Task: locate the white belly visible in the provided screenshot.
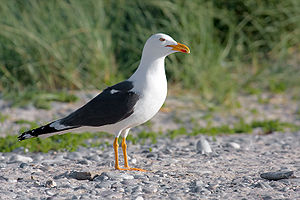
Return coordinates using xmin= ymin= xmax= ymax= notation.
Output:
xmin=130 ymin=82 xmax=167 ymax=126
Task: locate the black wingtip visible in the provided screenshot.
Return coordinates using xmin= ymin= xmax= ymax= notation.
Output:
xmin=17 ymin=121 xmax=78 ymax=142
xmin=17 ymin=134 xmax=23 ymax=141
xmin=18 ymin=130 xmax=35 ymax=141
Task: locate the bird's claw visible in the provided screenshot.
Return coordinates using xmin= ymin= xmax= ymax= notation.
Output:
xmin=115 ymin=166 xmax=148 ymax=172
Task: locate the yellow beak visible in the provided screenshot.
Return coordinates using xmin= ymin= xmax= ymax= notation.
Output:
xmin=166 ymin=42 xmax=190 ymax=53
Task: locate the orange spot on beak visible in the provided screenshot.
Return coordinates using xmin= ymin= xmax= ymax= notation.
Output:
xmin=166 ymin=42 xmax=190 ymax=53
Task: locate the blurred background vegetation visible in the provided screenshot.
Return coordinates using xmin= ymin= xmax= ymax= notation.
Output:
xmin=0 ymin=0 xmax=299 ymax=107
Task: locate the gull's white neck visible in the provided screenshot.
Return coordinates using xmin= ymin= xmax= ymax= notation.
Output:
xmin=129 ymin=54 xmax=167 ymax=90
xmin=127 ymin=51 xmax=168 ymax=126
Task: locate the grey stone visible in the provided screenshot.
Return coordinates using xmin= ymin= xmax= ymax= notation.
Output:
xmin=45 ymin=180 xmax=57 ymax=188
xmin=146 ymin=153 xmax=157 ymax=159
xmin=196 ymin=136 xmax=212 ymax=154
xmin=60 ymin=184 xmax=73 ymax=189
xmin=79 ymin=194 xmax=90 ymax=199
xmin=95 ymin=182 xmax=111 ymax=189
xmin=19 ymin=162 xmax=29 ymax=169
xmin=132 ymin=186 xmax=142 ymax=193
xmin=121 ymin=179 xmax=136 ymax=185
xmin=105 ymin=193 xmax=123 ymax=199
xmin=111 ymin=181 xmax=122 ymax=189
xmin=206 ymin=183 xmax=219 ymax=191
xmin=104 ymin=172 xmax=122 ymax=180
xmin=77 ymin=160 xmax=89 ymax=165
xmin=32 ymin=154 xmax=44 ymax=161
xmin=45 ymin=190 xmax=56 ymax=196
xmin=69 ymin=171 xmax=95 ymax=181
xmin=142 ymin=186 xmax=158 ymax=194
xmin=0 ymin=163 xmax=6 ymax=168
xmin=169 ymin=195 xmax=183 ymax=200
xmin=93 ymin=172 xmax=109 ymax=182
xmin=0 ymin=176 xmax=8 ymax=181
xmin=65 ymin=152 xmax=82 ymax=160
xmin=86 ymin=155 xmax=101 ymax=162
xmin=260 ymin=171 xmax=294 ymax=181
xmin=194 ymin=186 xmax=211 ymax=194
xmin=53 ymin=172 xmax=68 ymax=180
xmin=74 ymin=185 xmax=88 ymax=191
xmin=103 ymin=172 xmax=134 ymax=180
xmin=262 ymin=196 xmax=273 ymax=200
xmin=253 ymin=182 xmax=272 ymax=189
xmin=195 ymin=180 xmax=204 ymax=186
xmin=124 ymin=187 xmax=132 ymax=194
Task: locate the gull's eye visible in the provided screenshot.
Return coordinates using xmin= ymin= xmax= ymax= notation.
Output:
xmin=159 ymin=38 xmax=165 ymax=42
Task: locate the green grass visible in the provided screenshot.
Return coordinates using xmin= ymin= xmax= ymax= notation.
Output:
xmin=0 ymin=113 xmax=8 ymax=123
xmin=0 ymin=132 xmax=111 ymax=153
xmin=0 ymin=0 xmax=300 ymax=105
xmin=1 ymin=119 xmax=298 ymax=153
xmin=5 ymin=89 xmax=79 ymax=109
xmin=168 ymin=120 xmax=300 ymax=138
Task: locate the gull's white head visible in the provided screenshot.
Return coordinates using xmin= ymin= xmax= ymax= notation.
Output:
xmin=142 ymin=33 xmax=190 ymax=59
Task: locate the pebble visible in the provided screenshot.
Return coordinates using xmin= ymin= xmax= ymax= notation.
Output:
xmin=45 ymin=190 xmax=56 ymax=196
xmin=93 ymin=173 xmax=108 ymax=182
xmin=227 ymin=142 xmax=241 ymax=149
xmin=19 ymin=162 xmax=29 ymax=169
xmin=86 ymin=155 xmax=101 ymax=162
xmin=131 ymin=158 xmax=137 ymax=164
xmin=95 ymin=182 xmax=111 ymax=189
xmin=77 ymin=159 xmax=89 ymax=165
xmin=120 ymin=174 xmax=134 ymax=180
xmin=69 ymin=171 xmax=95 ymax=181
xmin=31 ymin=154 xmax=44 ymax=161
xmin=142 ymin=186 xmax=158 ymax=194
xmin=254 ymin=182 xmax=272 ymax=189
xmin=260 ymin=171 xmax=294 ymax=181
xmin=196 ymin=136 xmax=212 ymax=154
xmin=0 ymin=176 xmax=8 ymax=181
xmin=132 ymin=186 xmax=142 ymax=193
xmin=9 ymin=155 xmax=33 ymax=163
xmin=0 ymin=163 xmax=6 ymax=168
xmin=65 ymin=152 xmax=82 ymax=160
xmin=45 ymin=180 xmax=57 ymax=188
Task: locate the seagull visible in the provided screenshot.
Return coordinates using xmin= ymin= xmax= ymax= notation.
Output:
xmin=18 ymin=33 xmax=190 ymax=171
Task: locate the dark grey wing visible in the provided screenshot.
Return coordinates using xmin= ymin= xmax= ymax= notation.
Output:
xmin=60 ymin=81 xmax=139 ymax=127
xmin=18 ymin=81 xmax=139 ymax=141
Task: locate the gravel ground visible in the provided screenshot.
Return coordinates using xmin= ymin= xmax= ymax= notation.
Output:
xmin=0 ymin=132 xmax=299 ymax=199
xmin=0 ymin=92 xmax=300 ymax=199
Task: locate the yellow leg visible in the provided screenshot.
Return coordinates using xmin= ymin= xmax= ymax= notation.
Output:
xmin=121 ymin=138 xmax=129 ymax=168
xmin=113 ymin=137 xmax=147 ymax=172
xmin=113 ymin=137 xmax=122 ymax=170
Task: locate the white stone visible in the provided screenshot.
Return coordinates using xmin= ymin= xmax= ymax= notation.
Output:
xmin=10 ymin=155 xmax=33 ymax=163
xmin=228 ymin=142 xmax=241 ymax=149
xmin=131 ymin=158 xmax=137 ymax=164
xmin=120 ymin=174 xmax=134 ymax=180
xmin=196 ymin=136 xmax=212 ymax=154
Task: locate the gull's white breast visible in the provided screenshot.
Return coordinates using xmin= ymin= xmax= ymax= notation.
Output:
xmin=129 ymin=73 xmax=167 ymax=127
